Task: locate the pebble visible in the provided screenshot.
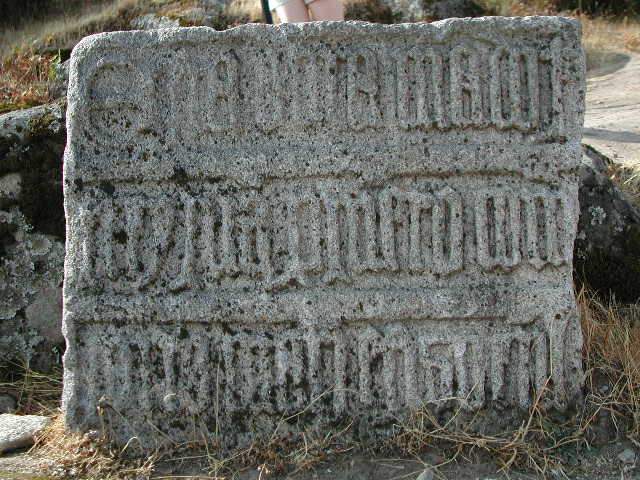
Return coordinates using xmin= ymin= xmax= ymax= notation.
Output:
xmin=417 ymin=469 xmax=434 ymax=480
xmin=617 ymin=448 xmax=636 ymax=464
xmin=0 ymin=394 xmax=17 ymax=414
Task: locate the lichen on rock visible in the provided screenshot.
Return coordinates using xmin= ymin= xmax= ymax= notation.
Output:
xmin=574 ymin=145 xmax=640 ymax=303
xmin=0 ymin=101 xmax=66 ymax=370
xmin=0 ymin=207 xmax=64 ymax=368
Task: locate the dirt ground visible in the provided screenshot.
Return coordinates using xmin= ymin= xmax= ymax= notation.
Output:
xmin=1 ymin=438 xmax=639 ymax=479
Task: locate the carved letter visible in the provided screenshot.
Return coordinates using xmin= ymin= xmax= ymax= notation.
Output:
xmin=347 ymin=49 xmax=381 ymax=130
xmin=450 ymin=45 xmax=483 ymax=127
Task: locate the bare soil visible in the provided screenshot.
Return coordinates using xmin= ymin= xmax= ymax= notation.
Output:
xmin=1 ymin=439 xmax=639 ymax=479
xmin=584 ymin=52 xmax=640 ymax=166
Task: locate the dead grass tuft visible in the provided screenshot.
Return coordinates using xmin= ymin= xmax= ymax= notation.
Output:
xmin=607 ymin=159 xmax=640 ymax=209
xmin=0 ymin=50 xmax=60 ymax=114
xmin=0 ymin=361 xmax=63 ymax=415
xmin=33 ymin=415 xmax=159 ymax=479
xmin=387 ymin=383 xmax=581 ymax=477
xmin=579 ymin=289 xmax=640 ymax=440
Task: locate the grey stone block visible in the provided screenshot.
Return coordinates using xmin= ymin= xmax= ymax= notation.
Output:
xmin=62 ymin=19 xmax=586 ymax=449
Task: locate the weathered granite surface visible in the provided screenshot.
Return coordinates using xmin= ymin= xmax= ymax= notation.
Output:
xmin=0 ymin=414 xmax=50 ymax=454
xmin=63 ymin=19 xmax=586 ymax=448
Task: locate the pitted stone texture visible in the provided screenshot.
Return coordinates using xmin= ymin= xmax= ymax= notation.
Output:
xmin=0 ymin=414 xmax=50 ymax=454
xmin=63 ymin=19 xmax=586 ymax=448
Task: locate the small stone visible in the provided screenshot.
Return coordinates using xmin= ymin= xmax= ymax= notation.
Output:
xmin=0 ymin=414 xmax=50 ymax=454
xmin=416 ymin=469 xmax=434 ymax=480
xmin=617 ymin=448 xmax=636 ymax=464
xmin=0 ymin=394 xmax=17 ymax=414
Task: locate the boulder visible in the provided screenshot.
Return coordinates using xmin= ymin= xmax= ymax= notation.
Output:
xmin=49 ymin=59 xmax=70 ymax=100
xmin=379 ymin=0 xmax=484 ymax=21
xmin=0 ymin=102 xmax=66 ymax=371
xmin=424 ymin=0 xmax=485 ymax=20
xmin=574 ymin=145 xmax=640 ymax=302
xmin=0 ymin=414 xmax=50 ymax=454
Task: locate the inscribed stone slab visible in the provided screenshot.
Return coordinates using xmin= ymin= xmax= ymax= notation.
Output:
xmin=62 ymin=19 xmax=586 ymax=448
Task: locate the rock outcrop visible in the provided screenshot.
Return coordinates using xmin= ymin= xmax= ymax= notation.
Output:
xmin=0 ymin=101 xmax=66 ymax=371
xmin=378 ymin=0 xmax=484 ymax=21
xmin=574 ymin=145 xmax=640 ymax=302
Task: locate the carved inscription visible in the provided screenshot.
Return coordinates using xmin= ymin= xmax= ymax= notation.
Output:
xmin=74 ymin=322 xmax=559 ymax=418
xmin=474 ymin=189 xmax=573 ymax=271
xmin=85 ymin=40 xmax=573 ymax=142
xmin=70 ymin=185 xmax=573 ymax=291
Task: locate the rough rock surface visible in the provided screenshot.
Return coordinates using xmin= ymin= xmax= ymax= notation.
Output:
xmin=0 ymin=102 xmax=66 ymax=371
xmin=49 ymin=59 xmax=70 ymax=99
xmin=574 ymin=145 xmax=640 ymax=302
xmin=62 ymin=19 xmax=585 ymax=449
xmin=0 ymin=414 xmax=50 ymax=454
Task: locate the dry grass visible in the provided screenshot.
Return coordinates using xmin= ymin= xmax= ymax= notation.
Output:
xmin=0 ymin=50 xmax=61 ymax=114
xmin=0 ymin=361 xmax=62 ymax=415
xmin=387 ymin=383 xmax=580 ymax=477
xmin=579 ymin=289 xmax=640 ymax=440
xmin=33 ymin=415 xmax=159 ymax=479
xmin=387 ymin=289 xmax=640 ymax=477
xmin=608 ymin=162 xmax=640 ymax=209
xmin=224 ymin=0 xmax=264 ymax=27
xmin=580 ymin=13 xmax=640 ymax=71
xmin=0 ymin=0 xmax=147 ymax=58
xmin=479 ymin=0 xmax=558 ymax=16
xmin=0 ymin=0 xmax=148 ymax=113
